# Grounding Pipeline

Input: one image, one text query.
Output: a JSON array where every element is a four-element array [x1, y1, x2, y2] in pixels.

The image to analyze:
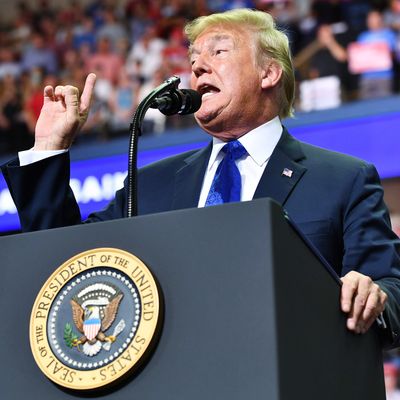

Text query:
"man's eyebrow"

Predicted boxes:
[[188, 44, 198, 57], [210, 33, 232, 42], [189, 34, 234, 56]]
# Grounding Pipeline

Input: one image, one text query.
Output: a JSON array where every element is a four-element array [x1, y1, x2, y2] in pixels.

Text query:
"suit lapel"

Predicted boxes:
[[170, 129, 307, 210], [171, 143, 212, 210], [254, 129, 307, 206]]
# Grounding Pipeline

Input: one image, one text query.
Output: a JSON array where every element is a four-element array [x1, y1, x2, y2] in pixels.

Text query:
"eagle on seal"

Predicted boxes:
[[70, 292, 123, 355]]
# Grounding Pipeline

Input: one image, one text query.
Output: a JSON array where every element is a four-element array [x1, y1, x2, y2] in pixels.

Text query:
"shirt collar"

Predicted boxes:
[[207, 116, 283, 171]]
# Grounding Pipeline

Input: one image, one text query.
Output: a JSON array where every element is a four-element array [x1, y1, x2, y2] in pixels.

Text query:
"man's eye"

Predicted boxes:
[[216, 49, 226, 55]]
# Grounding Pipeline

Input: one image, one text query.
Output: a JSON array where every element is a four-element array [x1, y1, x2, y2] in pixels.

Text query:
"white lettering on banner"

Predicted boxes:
[[0, 171, 126, 216], [70, 171, 126, 204], [0, 188, 17, 215]]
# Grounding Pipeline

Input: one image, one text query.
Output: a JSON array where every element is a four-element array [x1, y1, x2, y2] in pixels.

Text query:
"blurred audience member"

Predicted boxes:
[[57, 0, 84, 27], [137, 68, 167, 135], [384, 0, 400, 32], [20, 31, 58, 74], [295, 23, 349, 80], [72, 14, 97, 52], [258, 0, 298, 26], [126, 26, 166, 83], [160, 0, 196, 19], [108, 68, 139, 136], [385, 363, 400, 400], [340, 0, 370, 32], [0, 48, 22, 80], [31, 0, 56, 29], [59, 48, 83, 85], [352, 9, 397, 99], [125, 2, 153, 43], [37, 16, 59, 49], [384, 0, 400, 91], [96, 7, 128, 51], [8, 5, 32, 49], [85, 36, 124, 85], [295, 22, 354, 110], [207, 0, 255, 12], [0, 75, 30, 154], [162, 27, 191, 78]]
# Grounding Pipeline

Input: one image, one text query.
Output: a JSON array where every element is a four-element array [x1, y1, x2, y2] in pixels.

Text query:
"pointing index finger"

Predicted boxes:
[[80, 73, 97, 113]]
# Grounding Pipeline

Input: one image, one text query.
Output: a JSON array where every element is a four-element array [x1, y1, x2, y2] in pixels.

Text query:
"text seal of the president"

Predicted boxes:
[[30, 248, 161, 390]]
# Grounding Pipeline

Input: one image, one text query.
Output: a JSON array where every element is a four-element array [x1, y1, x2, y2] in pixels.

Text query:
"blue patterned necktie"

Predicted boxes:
[[205, 140, 247, 206]]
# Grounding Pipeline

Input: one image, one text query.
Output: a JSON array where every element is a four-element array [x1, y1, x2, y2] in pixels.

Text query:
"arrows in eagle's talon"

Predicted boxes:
[[103, 319, 126, 351]]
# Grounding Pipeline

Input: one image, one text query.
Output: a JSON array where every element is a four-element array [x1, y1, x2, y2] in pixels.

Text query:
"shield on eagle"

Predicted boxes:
[[83, 314, 102, 341]]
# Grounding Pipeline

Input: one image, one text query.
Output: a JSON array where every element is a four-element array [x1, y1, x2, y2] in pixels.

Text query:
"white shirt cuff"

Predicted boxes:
[[18, 148, 68, 166]]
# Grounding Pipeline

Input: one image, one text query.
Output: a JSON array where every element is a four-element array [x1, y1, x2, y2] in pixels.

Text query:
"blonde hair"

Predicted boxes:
[[185, 8, 295, 119]]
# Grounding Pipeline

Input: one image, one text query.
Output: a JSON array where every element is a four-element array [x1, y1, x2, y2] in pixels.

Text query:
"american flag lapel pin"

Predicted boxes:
[[282, 168, 293, 178]]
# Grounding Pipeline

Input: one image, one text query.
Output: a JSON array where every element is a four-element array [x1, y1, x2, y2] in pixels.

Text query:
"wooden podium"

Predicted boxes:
[[0, 199, 385, 399]]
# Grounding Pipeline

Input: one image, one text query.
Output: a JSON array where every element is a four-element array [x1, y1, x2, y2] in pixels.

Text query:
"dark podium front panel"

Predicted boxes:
[[0, 198, 385, 399]]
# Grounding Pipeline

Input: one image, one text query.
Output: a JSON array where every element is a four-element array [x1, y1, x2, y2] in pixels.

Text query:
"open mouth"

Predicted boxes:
[[197, 84, 220, 99]]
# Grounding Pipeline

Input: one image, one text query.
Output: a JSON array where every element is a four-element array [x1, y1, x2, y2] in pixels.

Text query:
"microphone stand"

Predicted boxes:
[[127, 76, 181, 218]]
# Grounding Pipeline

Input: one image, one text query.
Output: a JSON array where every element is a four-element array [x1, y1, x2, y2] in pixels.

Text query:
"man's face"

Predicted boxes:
[[367, 11, 383, 31], [190, 27, 268, 140]]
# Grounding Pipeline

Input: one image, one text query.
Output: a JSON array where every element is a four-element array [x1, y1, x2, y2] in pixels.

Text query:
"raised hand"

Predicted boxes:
[[34, 73, 97, 150]]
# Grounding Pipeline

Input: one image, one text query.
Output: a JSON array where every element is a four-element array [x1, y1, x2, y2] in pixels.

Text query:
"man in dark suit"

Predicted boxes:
[[2, 9, 400, 347]]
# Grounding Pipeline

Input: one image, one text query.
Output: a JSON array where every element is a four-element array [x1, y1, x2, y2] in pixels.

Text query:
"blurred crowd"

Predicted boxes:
[[0, 0, 400, 155], [385, 359, 400, 399]]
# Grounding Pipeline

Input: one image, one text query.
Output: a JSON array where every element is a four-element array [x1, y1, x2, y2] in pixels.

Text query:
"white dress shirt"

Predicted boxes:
[[197, 116, 283, 207], [19, 148, 67, 166]]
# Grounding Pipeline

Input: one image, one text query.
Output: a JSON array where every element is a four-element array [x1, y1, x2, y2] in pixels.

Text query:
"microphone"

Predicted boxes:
[[150, 89, 202, 115], [127, 77, 199, 218]]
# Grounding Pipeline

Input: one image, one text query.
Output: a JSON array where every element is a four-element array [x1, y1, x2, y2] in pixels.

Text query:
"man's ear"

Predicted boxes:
[[261, 61, 283, 89]]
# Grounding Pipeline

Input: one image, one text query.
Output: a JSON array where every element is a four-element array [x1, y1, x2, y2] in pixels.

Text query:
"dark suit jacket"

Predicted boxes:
[[2, 129, 400, 347]]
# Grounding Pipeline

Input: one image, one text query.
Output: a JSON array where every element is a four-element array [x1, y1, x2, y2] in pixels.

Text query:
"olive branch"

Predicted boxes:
[[64, 323, 79, 348]]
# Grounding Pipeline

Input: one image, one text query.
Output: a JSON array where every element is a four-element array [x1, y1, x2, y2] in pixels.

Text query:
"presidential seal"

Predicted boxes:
[[30, 248, 161, 390]]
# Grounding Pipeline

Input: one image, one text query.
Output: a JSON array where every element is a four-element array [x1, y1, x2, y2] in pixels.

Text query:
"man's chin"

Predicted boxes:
[[194, 110, 250, 141], [194, 105, 224, 127], [195, 114, 218, 133], [195, 109, 214, 123], [195, 114, 232, 140]]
